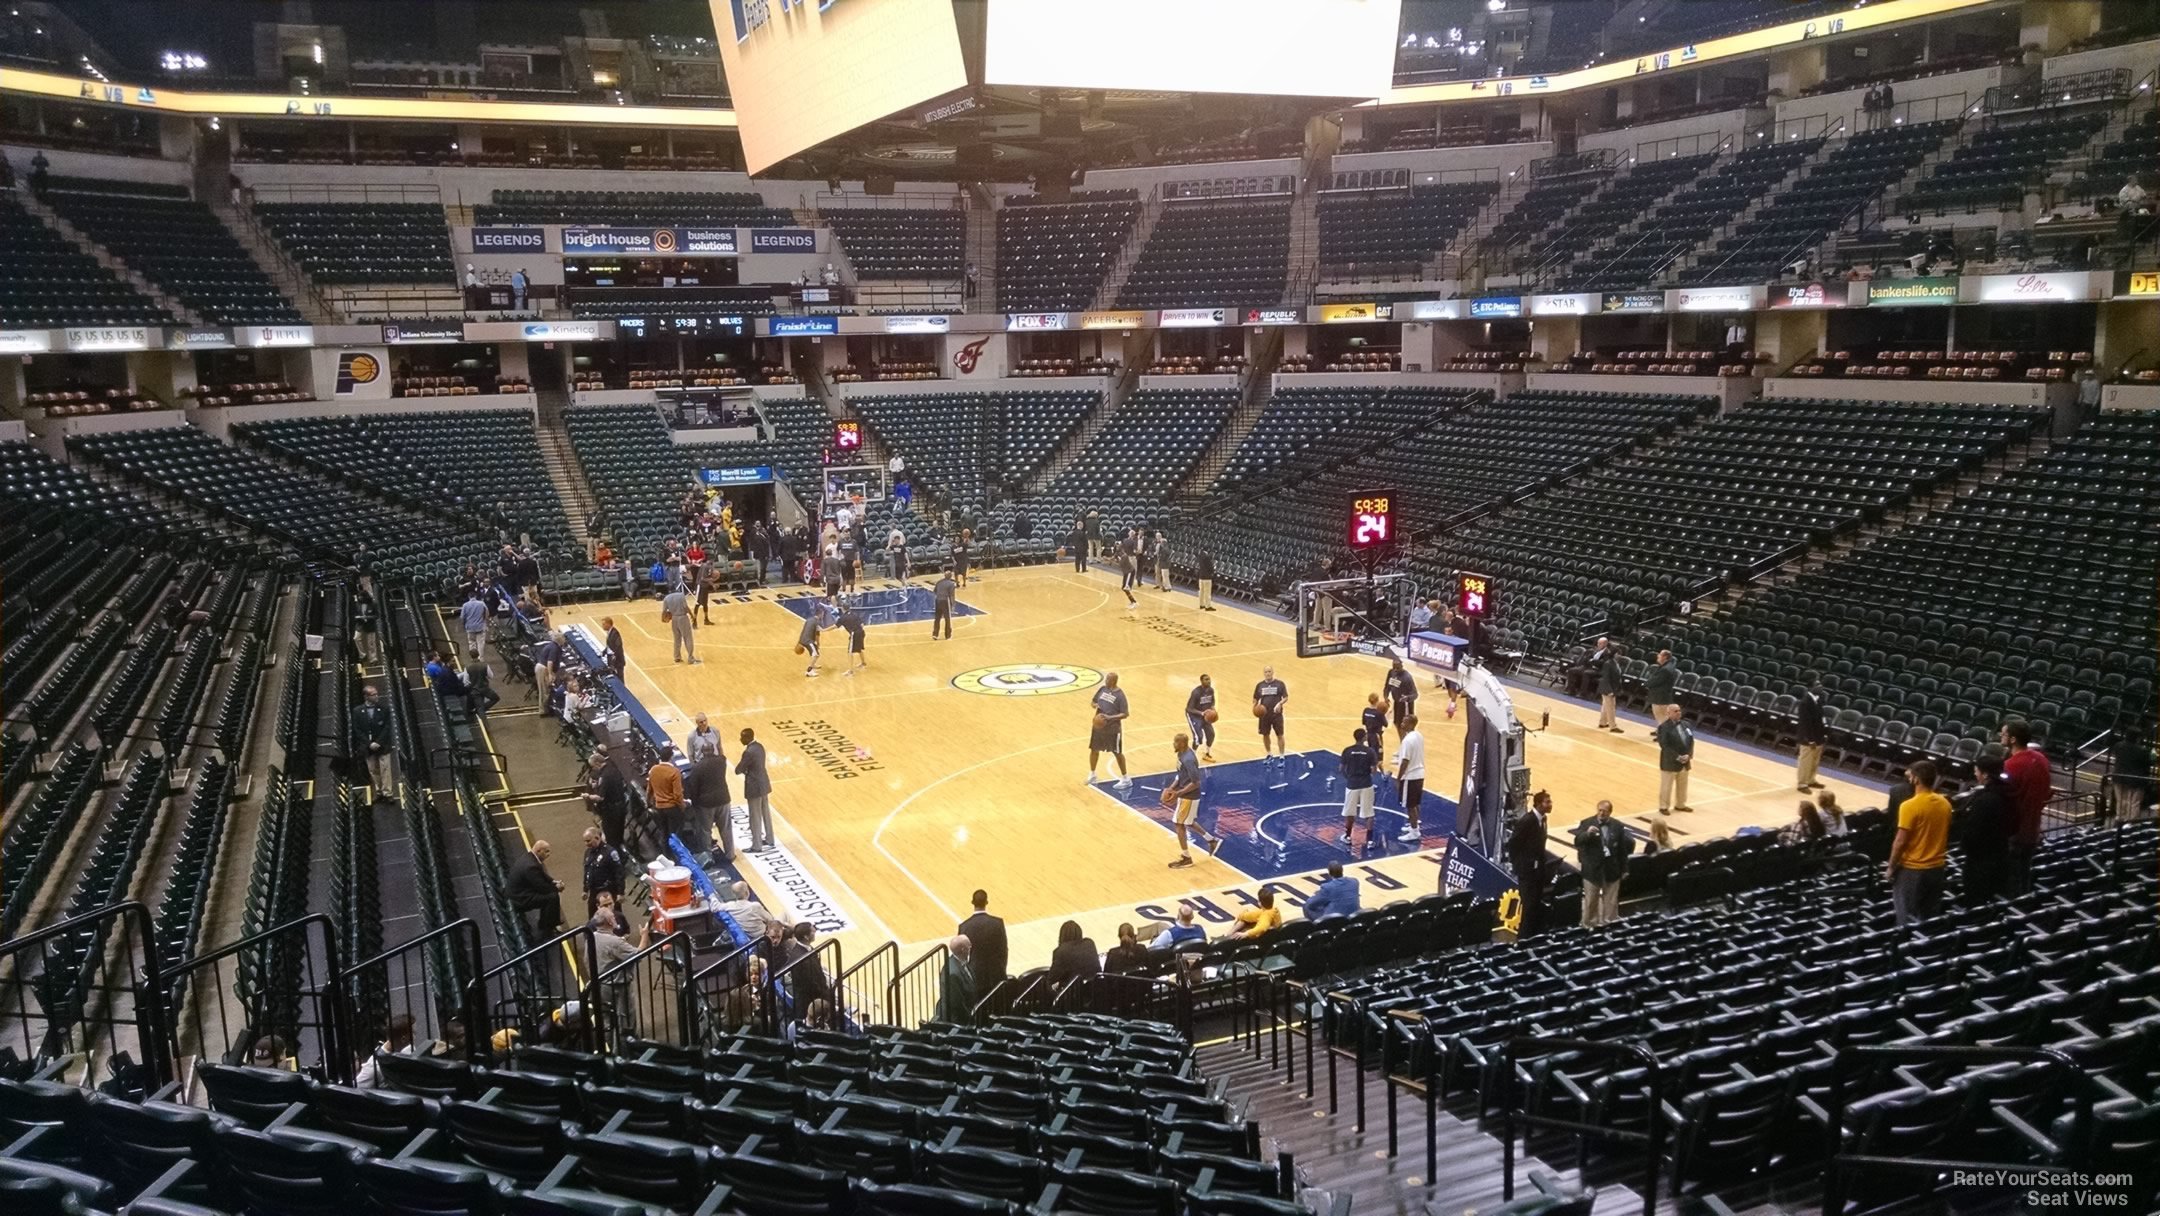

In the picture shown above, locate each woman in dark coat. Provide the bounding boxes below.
[1047,920,1101,990]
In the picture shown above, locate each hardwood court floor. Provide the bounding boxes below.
[541,568,1879,971]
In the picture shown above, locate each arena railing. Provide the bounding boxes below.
[835,940,898,1030]
[593,929,697,1052]
[1496,1036,1663,1216]
[886,940,950,1029]
[466,921,598,1058]
[689,938,760,1042]
[342,917,483,1066]
[162,912,350,1086]
[1820,1043,2090,1216]
[1052,972,1194,1040]
[0,901,170,1089]
[764,936,843,1037]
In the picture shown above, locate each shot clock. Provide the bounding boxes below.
[1457,572,1495,618]
[833,420,864,453]
[1348,491,1396,549]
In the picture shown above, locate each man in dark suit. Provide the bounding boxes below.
[1506,791,1552,938]
[601,616,626,680]
[957,889,1008,989]
[785,921,831,1009]
[583,744,628,851]
[507,840,564,941]
[1795,673,1828,792]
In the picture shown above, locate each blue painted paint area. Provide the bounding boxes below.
[1095,749,1460,879]
[772,586,985,627]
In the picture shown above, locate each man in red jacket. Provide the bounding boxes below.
[1999,719,2051,893]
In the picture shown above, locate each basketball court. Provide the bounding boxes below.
[533,567,1881,970]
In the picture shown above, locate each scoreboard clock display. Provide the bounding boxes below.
[1457,572,1495,618]
[1347,491,1396,549]
[833,420,864,452]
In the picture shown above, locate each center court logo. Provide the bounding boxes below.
[951,664,1103,697]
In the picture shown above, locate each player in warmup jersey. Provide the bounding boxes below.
[1253,667,1289,763]
[1338,727,1378,855]
[1185,674,1218,761]
[1086,672,1132,788]
[796,598,829,678]
[1362,693,1389,760]
[838,600,867,676]
[1394,713,1427,842]
[1384,656,1419,732]
[1164,732,1222,868]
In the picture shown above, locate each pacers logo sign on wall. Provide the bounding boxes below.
[951,664,1103,697]
[335,351,381,395]
[952,337,990,375]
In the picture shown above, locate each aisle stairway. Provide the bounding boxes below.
[208,199,343,325]
[532,363,596,550]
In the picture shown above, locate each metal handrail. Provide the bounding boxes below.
[0,901,171,1089]
[1821,1044,2089,1216]
[1498,1035,1662,1216]
[462,921,596,1057]
[163,912,348,1085]
[593,930,697,1048]
[888,941,951,1028]
[767,937,843,1033]
[340,917,483,1047]
[834,939,897,1027]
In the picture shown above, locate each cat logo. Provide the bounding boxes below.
[951,664,1103,697]
[335,352,381,395]
[952,337,990,375]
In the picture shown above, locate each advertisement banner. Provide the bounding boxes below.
[1866,276,1957,307]
[1468,297,1522,320]
[1970,272,2095,303]
[1078,310,1142,330]
[769,315,840,337]
[698,466,775,486]
[2123,270,2159,297]
[64,326,154,352]
[560,226,737,256]
[1006,312,1069,331]
[0,330,54,354]
[382,321,465,344]
[883,315,952,334]
[1158,307,1231,328]
[238,325,315,348]
[749,228,818,252]
[1439,834,1517,904]
[521,321,601,342]
[1243,308,1303,326]
[1530,292,1599,316]
[165,327,232,350]
[1669,285,1763,312]
[1600,292,1663,314]
[1408,299,1464,320]
[471,226,547,251]
[1769,282,1850,309]
[1319,301,1391,323]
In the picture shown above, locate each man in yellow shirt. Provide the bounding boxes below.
[1888,759,1951,926]
[1229,889,1282,938]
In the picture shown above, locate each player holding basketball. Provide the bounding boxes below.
[1253,667,1289,763]
[1384,655,1419,733]
[1362,693,1389,760]
[1339,726,1379,855]
[1185,674,1218,762]
[1086,672,1132,788]
[1164,732,1222,868]
[796,597,828,678]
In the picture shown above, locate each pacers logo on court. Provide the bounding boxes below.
[951,664,1104,697]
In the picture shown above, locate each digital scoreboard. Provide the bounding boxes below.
[1348,491,1396,550]
[1458,572,1495,618]
[832,419,864,453]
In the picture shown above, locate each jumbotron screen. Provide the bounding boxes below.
[711,0,969,174]
[984,0,1402,97]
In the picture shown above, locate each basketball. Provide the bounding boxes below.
[1202,708,1219,723]
[793,644,805,656]
[1093,712,1109,729]
[1252,703,1266,717]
